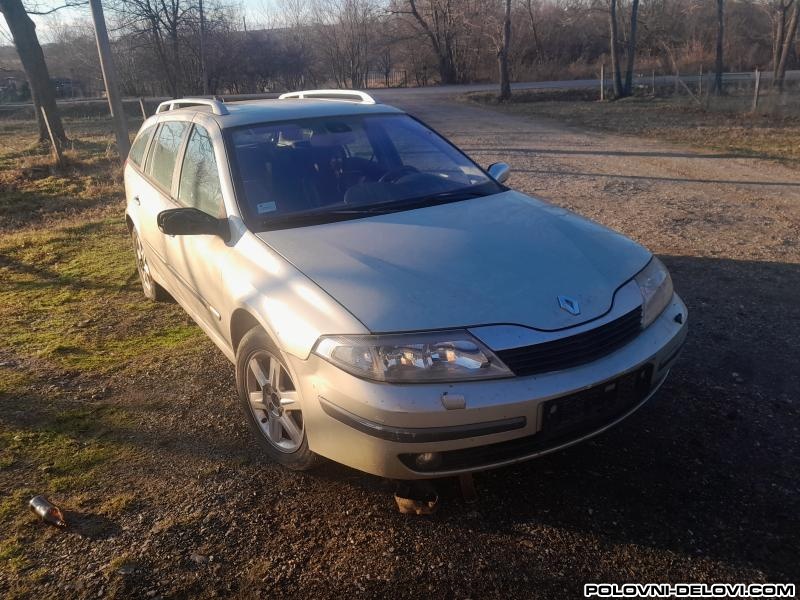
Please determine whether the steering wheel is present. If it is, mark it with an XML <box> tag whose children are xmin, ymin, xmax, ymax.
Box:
<box><xmin>379</xmin><ymin>165</ymin><xmax>419</xmax><ymax>183</ymax></box>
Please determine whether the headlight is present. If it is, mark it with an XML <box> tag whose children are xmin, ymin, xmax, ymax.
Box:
<box><xmin>635</xmin><ymin>257</ymin><xmax>674</xmax><ymax>328</ymax></box>
<box><xmin>314</xmin><ymin>331</ymin><xmax>513</xmax><ymax>383</ymax></box>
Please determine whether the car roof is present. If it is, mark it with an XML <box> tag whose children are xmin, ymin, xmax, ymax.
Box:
<box><xmin>156</xmin><ymin>98</ymin><xmax>406</xmax><ymax>130</ymax></box>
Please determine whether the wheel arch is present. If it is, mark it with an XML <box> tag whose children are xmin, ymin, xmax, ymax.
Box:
<box><xmin>230</xmin><ymin>308</ymin><xmax>266</xmax><ymax>355</ymax></box>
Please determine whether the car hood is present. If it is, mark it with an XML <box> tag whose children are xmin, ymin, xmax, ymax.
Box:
<box><xmin>256</xmin><ymin>190</ymin><xmax>651</xmax><ymax>333</ymax></box>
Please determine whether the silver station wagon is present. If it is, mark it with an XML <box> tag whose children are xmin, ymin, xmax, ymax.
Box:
<box><xmin>124</xmin><ymin>90</ymin><xmax>687</xmax><ymax>479</ymax></box>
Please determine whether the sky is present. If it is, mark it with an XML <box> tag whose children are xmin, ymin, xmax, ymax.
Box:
<box><xmin>1</xmin><ymin>0</ymin><xmax>271</xmax><ymax>46</ymax></box>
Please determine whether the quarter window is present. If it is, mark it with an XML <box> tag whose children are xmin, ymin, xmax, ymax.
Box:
<box><xmin>178</xmin><ymin>126</ymin><xmax>224</xmax><ymax>217</ymax></box>
<box><xmin>147</xmin><ymin>121</ymin><xmax>189</xmax><ymax>191</ymax></box>
<box><xmin>129</xmin><ymin>124</ymin><xmax>154</xmax><ymax>167</ymax></box>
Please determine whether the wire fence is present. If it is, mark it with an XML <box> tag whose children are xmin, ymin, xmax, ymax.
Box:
<box><xmin>1</xmin><ymin>70</ymin><xmax>799</xmax><ymax>120</ymax></box>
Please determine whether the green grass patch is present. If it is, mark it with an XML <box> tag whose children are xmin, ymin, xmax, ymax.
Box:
<box><xmin>0</xmin><ymin>216</ymin><xmax>204</xmax><ymax>374</ymax></box>
<box><xmin>0</xmin><ymin>537</ymin><xmax>28</xmax><ymax>571</ymax></box>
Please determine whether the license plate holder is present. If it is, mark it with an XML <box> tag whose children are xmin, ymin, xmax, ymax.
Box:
<box><xmin>541</xmin><ymin>365</ymin><xmax>653</xmax><ymax>441</ymax></box>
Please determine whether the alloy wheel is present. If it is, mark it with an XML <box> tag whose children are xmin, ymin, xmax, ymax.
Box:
<box><xmin>245</xmin><ymin>350</ymin><xmax>304</xmax><ymax>453</ymax></box>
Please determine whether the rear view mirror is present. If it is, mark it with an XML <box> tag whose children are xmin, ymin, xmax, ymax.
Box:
<box><xmin>157</xmin><ymin>208</ymin><xmax>229</xmax><ymax>241</ymax></box>
<box><xmin>487</xmin><ymin>162</ymin><xmax>510</xmax><ymax>184</ymax></box>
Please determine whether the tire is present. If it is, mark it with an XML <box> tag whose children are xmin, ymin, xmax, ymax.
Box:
<box><xmin>131</xmin><ymin>228</ymin><xmax>170</xmax><ymax>301</ymax></box>
<box><xmin>235</xmin><ymin>326</ymin><xmax>319</xmax><ymax>471</ymax></box>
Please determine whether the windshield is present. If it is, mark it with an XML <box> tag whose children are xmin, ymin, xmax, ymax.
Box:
<box><xmin>227</xmin><ymin>114</ymin><xmax>502</xmax><ymax>230</ymax></box>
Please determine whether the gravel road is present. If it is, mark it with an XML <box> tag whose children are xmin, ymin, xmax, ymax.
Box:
<box><xmin>4</xmin><ymin>91</ymin><xmax>799</xmax><ymax>599</ymax></box>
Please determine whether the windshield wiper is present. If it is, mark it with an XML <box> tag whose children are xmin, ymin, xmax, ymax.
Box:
<box><xmin>423</xmin><ymin>189</ymin><xmax>489</xmax><ymax>202</ymax></box>
<box><xmin>330</xmin><ymin>189</ymin><xmax>492</xmax><ymax>216</ymax></box>
<box><xmin>326</xmin><ymin>205</ymin><xmax>398</xmax><ymax>216</ymax></box>
<box><xmin>257</xmin><ymin>188</ymin><xmax>495</xmax><ymax>230</ymax></box>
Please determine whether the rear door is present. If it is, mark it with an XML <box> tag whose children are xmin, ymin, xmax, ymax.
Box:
<box><xmin>125</xmin><ymin>122</ymin><xmax>156</xmax><ymax>241</ymax></box>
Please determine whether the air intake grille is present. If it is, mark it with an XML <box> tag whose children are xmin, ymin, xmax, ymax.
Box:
<box><xmin>496</xmin><ymin>307</ymin><xmax>642</xmax><ymax>376</ymax></box>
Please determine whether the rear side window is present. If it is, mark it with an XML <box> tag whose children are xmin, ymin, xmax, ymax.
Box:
<box><xmin>178</xmin><ymin>125</ymin><xmax>224</xmax><ymax>217</ymax></box>
<box><xmin>129</xmin><ymin>124</ymin><xmax>154</xmax><ymax>167</ymax></box>
<box><xmin>147</xmin><ymin>121</ymin><xmax>189</xmax><ymax>191</ymax></box>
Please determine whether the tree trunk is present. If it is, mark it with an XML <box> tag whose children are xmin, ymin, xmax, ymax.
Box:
<box><xmin>498</xmin><ymin>0</ymin><xmax>512</xmax><ymax>101</ymax></box>
<box><xmin>525</xmin><ymin>0</ymin><xmax>544</xmax><ymax>63</ymax></box>
<box><xmin>775</xmin><ymin>1</ymin><xmax>799</xmax><ymax>91</ymax></box>
<box><xmin>623</xmin><ymin>0</ymin><xmax>640</xmax><ymax>96</ymax></box>
<box><xmin>0</xmin><ymin>0</ymin><xmax>66</xmax><ymax>143</ymax></box>
<box><xmin>407</xmin><ymin>0</ymin><xmax>460</xmax><ymax>84</ymax></box>
<box><xmin>609</xmin><ymin>0</ymin><xmax>624</xmax><ymax>98</ymax></box>
<box><xmin>773</xmin><ymin>1</ymin><xmax>790</xmax><ymax>79</ymax></box>
<box><xmin>713</xmin><ymin>0</ymin><xmax>725</xmax><ymax>95</ymax></box>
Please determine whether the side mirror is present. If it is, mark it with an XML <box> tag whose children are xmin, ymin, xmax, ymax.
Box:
<box><xmin>157</xmin><ymin>207</ymin><xmax>229</xmax><ymax>241</ymax></box>
<box><xmin>487</xmin><ymin>162</ymin><xmax>510</xmax><ymax>184</ymax></box>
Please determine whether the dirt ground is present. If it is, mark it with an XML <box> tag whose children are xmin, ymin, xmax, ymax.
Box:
<box><xmin>465</xmin><ymin>88</ymin><xmax>800</xmax><ymax>166</ymax></box>
<box><xmin>1</xmin><ymin>91</ymin><xmax>799</xmax><ymax>599</ymax></box>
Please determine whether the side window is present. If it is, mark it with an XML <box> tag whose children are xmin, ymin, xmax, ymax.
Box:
<box><xmin>178</xmin><ymin>126</ymin><xmax>224</xmax><ymax>217</ymax></box>
<box><xmin>129</xmin><ymin>124</ymin><xmax>154</xmax><ymax>167</ymax></box>
<box><xmin>146</xmin><ymin>121</ymin><xmax>188</xmax><ymax>191</ymax></box>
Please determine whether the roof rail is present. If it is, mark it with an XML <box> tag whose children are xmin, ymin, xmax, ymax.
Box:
<box><xmin>155</xmin><ymin>98</ymin><xmax>229</xmax><ymax>116</ymax></box>
<box><xmin>278</xmin><ymin>89</ymin><xmax>376</xmax><ymax>105</ymax></box>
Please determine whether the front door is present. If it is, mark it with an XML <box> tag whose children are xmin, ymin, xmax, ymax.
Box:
<box><xmin>166</xmin><ymin>123</ymin><xmax>230</xmax><ymax>344</ymax></box>
<box><xmin>139</xmin><ymin>120</ymin><xmax>190</xmax><ymax>287</ymax></box>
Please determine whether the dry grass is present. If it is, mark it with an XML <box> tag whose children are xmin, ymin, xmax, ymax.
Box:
<box><xmin>466</xmin><ymin>89</ymin><xmax>800</xmax><ymax>165</ymax></box>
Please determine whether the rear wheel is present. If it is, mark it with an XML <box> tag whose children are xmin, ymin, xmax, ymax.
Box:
<box><xmin>235</xmin><ymin>327</ymin><xmax>319</xmax><ymax>470</ymax></box>
<box><xmin>131</xmin><ymin>228</ymin><xmax>169</xmax><ymax>301</ymax></box>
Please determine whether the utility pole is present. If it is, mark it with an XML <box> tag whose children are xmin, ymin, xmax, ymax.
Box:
<box><xmin>199</xmin><ymin>0</ymin><xmax>208</xmax><ymax>95</ymax></box>
<box><xmin>89</xmin><ymin>0</ymin><xmax>129</xmax><ymax>159</ymax></box>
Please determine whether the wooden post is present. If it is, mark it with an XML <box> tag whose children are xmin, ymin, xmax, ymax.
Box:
<box><xmin>699</xmin><ymin>66</ymin><xmax>703</xmax><ymax>96</ymax></box>
<box><xmin>675</xmin><ymin>68</ymin><xmax>680</xmax><ymax>95</ymax></box>
<box><xmin>89</xmin><ymin>0</ymin><xmax>130</xmax><ymax>160</ymax></box>
<box><xmin>600</xmin><ymin>63</ymin><xmax>605</xmax><ymax>101</ymax></box>
<box><xmin>651</xmin><ymin>69</ymin><xmax>655</xmax><ymax>95</ymax></box>
<box><xmin>138</xmin><ymin>97</ymin><xmax>147</xmax><ymax>119</ymax></box>
<box><xmin>752</xmin><ymin>68</ymin><xmax>761</xmax><ymax>112</ymax></box>
<box><xmin>40</xmin><ymin>106</ymin><xmax>64</xmax><ymax>167</ymax></box>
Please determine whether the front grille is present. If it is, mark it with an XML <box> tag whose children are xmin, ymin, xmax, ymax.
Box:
<box><xmin>496</xmin><ymin>307</ymin><xmax>642</xmax><ymax>376</ymax></box>
<box><xmin>398</xmin><ymin>364</ymin><xmax>654</xmax><ymax>473</ymax></box>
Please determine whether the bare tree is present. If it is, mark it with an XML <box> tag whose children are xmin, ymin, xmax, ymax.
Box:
<box><xmin>623</xmin><ymin>0</ymin><xmax>639</xmax><ymax>96</ymax></box>
<box><xmin>769</xmin><ymin>0</ymin><xmax>793</xmax><ymax>78</ymax></box>
<box><xmin>497</xmin><ymin>0</ymin><xmax>512</xmax><ymax>101</ymax></box>
<box><xmin>774</xmin><ymin>0</ymin><xmax>799</xmax><ymax>89</ymax></box>
<box><xmin>113</xmin><ymin>0</ymin><xmax>193</xmax><ymax>97</ymax></box>
<box><xmin>0</xmin><ymin>0</ymin><xmax>67</xmax><ymax>142</ymax></box>
<box><xmin>712</xmin><ymin>0</ymin><xmax>724</xmax><ymax>95</ymax></box>
<box><xmin>314</xmin><ymin>0</ymin><xmax>376</xmax><ymax>88</ymax></box>
<box><xmin>609</xmin><ymin>0</ymin><xmax>624</xmax><ymax>97</ymax></box>
<box><xmin>393</xmin><ymin>0</ymin><xmax>468</xmax><ymax>84</ymax></box>
<box><xmin>522</xmin><ymin>0</ymin><xmax>544</xmax><ymax>64</ymax></box>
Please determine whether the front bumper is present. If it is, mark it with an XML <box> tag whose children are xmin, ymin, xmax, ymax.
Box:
<box><xmin>289</xmin><ymin>293</ymin><xmax>688</xmax><ymax>479</ymax></box>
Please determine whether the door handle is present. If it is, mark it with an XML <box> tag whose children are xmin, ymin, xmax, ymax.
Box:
<box><xmin>133</xmin><ymin>195</ymin><xmax>141</xmax><ymax>206</ymax></box>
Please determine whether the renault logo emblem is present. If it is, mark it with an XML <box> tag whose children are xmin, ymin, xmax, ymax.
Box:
<box><xmin>557</xmin><ymin>295</ymin><xmax>581</xmax><ymax>316</ymax></box>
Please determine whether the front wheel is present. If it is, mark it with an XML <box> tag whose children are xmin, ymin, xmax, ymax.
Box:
<box><xmin>235</xmin><ymin>327</ymin><xmax>319</xmax><ymax>470</ymax></box>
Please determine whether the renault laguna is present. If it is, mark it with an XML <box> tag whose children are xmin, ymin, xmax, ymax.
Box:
<box><xmin>124</xmin><ymin>90</ymin><xmax>687</xmax><ymax>479</ymax></box>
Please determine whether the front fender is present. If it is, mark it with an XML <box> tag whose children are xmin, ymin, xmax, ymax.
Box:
<box><xmin>222</xmin><ymin>228</ymin><xmax>369</xmax><ymax>360</ymax></box>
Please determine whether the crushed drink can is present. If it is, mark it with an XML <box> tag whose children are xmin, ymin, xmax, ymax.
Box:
<box><xmin>29</xmin><ymin>495</ymin><xmax>67</xmax><ymax>527</ymax></box>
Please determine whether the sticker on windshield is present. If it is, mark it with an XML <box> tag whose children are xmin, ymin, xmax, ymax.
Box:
<box><xmin>256</xmin><ymin>201</ymin><xmax>277</xmax><ymax>214</ymax></box>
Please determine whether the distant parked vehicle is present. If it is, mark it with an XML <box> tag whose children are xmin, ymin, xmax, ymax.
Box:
<box><xmin>124</xmin><ymin>90</ymin><xmax>687</xmax><ymax>479</ymax></box>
